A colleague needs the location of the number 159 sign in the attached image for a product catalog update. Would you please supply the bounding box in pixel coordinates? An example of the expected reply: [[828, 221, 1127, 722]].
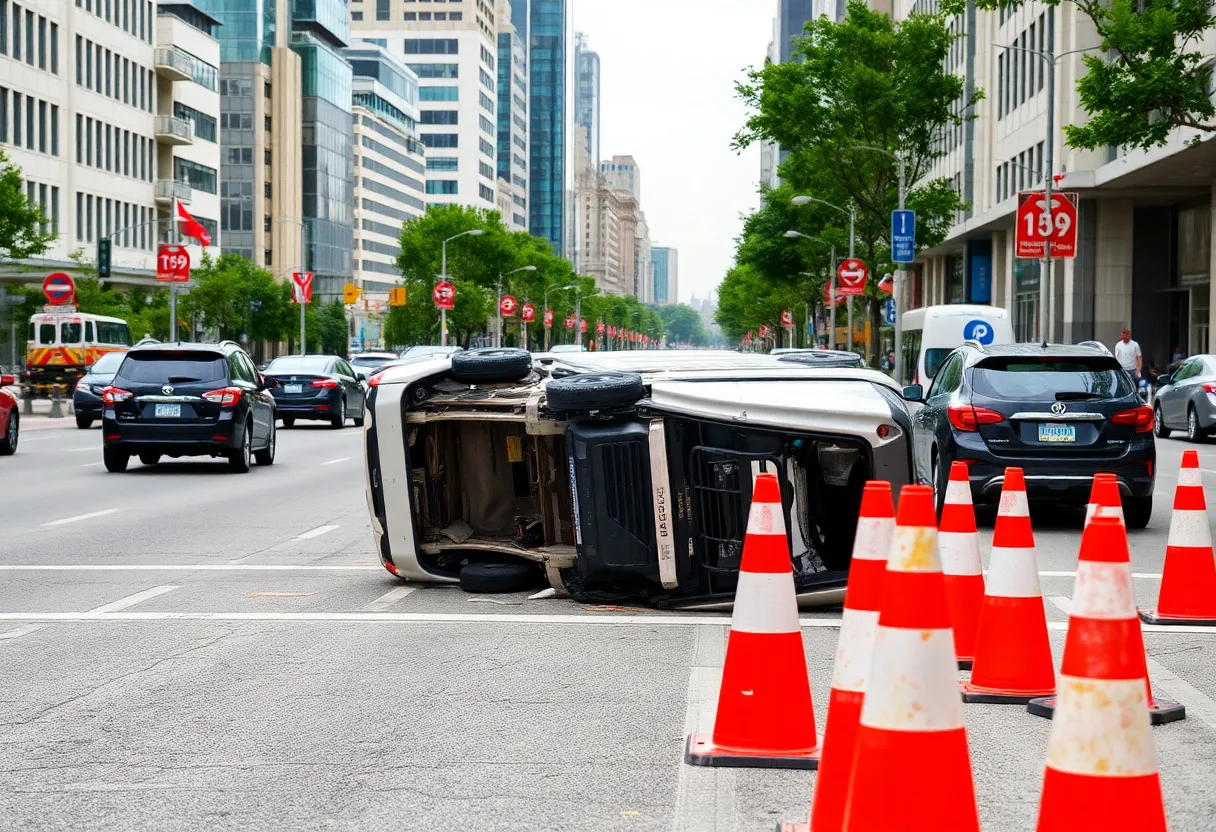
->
[[1016, 191, 1078, 259], [156, 244, 191, 282]]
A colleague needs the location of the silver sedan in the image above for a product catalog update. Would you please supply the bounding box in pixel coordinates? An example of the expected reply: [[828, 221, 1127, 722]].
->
[[1154, 355, 1216, 441]]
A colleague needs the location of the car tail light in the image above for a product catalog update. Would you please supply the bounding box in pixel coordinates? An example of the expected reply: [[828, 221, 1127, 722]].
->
[[1203, 382, 1216, 395], [368, 372, 384, 388], [202, 386, 243, 407], [946, 404, 1005, 432], [101, 386, 132, 404], [1110, 404, 1154, 433], [311, 378, 339, 389]]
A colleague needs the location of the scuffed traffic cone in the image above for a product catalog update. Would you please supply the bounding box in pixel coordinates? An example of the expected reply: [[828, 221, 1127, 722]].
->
[[841, 485, 980, 832], [684, 472, 820, 769], [1140, 449, 1216, 625], [1035, 514, 1169, 832], [939, 461, 984, 670], [1084, 472, 1124, 526], [962, 467, 1056, 703], [1029, 504, 1185, 725]]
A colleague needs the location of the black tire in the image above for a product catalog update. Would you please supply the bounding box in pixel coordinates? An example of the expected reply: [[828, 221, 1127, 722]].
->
[[139, 453, 161, 466], [931, 452, 946, 519], [76, 415, 93, 430], [254, 421, 276, 466], [103, 448, 128, 472], [229, 424, 252, 473], [458, 560, 546, 594], [450, 348, 532, 383], [331, 397, 346, 429], [281, 417, 295, 428], [352, 410, 364, 428], [1188, 405, 1206, 442], [545, 371, 645, 412], [1125, 495, 1153, 530], [1154, 404, 1170, 438], [0, 411, 17, 456]]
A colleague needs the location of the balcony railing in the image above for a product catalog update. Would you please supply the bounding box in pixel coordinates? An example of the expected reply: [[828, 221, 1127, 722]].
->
[[154, 115, 193, 145], [154, 180, 191, 204], [154, 46, 192, 81]]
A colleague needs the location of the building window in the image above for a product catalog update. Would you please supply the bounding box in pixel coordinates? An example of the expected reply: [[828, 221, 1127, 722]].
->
[[479, 91, 493, 112], [419, 11, 431, 19], [376, 0, 389, 19], [404, 11, 415, 19], [36, 99, 45, 152], [49, 103, 57, 155], [405, 38, 458, 54], [420, 132, 458, 148], [265, 182, 271, 198], [264, 249, 272, 266], [478, 183, 493, 202], [420, 109, 458, 125], [425, 180, 458, 195], [174, 158, 217, 194], [426, 157, 458, 171], [174, 101, 217, 142], [479, 137, 493, 156], [407, 62, 458, 78], [479, 161, 493, 180], [419, 86, 459, 101], [449, 11, 461, 19]]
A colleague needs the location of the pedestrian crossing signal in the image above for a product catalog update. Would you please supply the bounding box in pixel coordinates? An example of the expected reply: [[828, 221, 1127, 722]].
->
[[388, 287, 407, 306], [343, 283, 362, 304]]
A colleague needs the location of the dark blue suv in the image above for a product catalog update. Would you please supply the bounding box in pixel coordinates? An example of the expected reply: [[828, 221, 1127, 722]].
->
[[905, 343, 1156, 528]]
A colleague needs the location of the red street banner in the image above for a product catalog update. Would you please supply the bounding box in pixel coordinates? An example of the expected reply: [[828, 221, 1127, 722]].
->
[[521, 303, 535, 323], [643, 334, 649, 345], [836, 258, 869, 296], [432, 280, 455, 310], [156, 244, 191, 283], [780, 309, 794, 328], [544, 309, 554, 327], [499, 295, 518, 316], [579, 318, 587, 334], [565, 315, 575, 330], [759, 324, 769, 339], [608, 325, 616, 338], [1016, 191, 1079, 258], [596, 321, 605, 335], [291, 272, 314, 304]]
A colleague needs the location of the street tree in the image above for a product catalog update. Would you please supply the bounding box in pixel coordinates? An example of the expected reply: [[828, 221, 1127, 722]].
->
[[656, 304, 709, 346], [0, 148, 56, 264]]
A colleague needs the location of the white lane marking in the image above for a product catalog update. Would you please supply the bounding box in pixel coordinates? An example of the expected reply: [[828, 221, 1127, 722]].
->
[[1049, 596, 1073, 616], [671, 625, 735, 832], [65, 446, 99, 453], [41, 509, 120, 527], [0, 564, 381, 571], [0, 624, 43, 641], [320, 457, 350, 466], [1144, 657, 1216, 735], [80, 462, 103, 468], [294, 524, 339, 540], [1040, 571, 1162, 580], [361, 586, 415, 612], [85, 586, 180, 614]]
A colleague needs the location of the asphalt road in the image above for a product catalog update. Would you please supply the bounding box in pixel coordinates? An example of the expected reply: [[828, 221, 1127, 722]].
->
[[3, 419, 1216, 830]]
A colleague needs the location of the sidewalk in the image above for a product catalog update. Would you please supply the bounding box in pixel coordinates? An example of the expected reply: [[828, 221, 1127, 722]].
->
[[4, 388, 82, 432]]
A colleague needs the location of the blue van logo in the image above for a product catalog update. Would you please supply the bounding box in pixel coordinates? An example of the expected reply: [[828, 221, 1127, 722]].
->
[[963, 319, 995, 345]]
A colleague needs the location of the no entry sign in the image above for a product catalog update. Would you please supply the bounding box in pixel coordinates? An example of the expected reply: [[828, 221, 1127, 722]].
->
[[433, 280, 456, 310], [42, 273, 76, 305], [499, 295, 517, 316], [836, 259, 869, 296]]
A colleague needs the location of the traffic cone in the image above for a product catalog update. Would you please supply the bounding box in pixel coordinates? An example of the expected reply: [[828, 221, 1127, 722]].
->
[[1140, 449, 1216, 625], [1035, 514, 1168, 832], [684, 471, 820, 769], [1084, 472, 1124, 527], [962, 467, 1056, 703], [939, 461, 984, 670], [841, 485, 979, 832]]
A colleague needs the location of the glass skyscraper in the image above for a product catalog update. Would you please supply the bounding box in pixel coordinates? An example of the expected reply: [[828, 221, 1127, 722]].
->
[[573, 33, 599, 172], [516, 0, 565, 255]]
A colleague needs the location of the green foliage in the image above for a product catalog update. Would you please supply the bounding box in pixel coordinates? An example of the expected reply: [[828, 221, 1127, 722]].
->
[[180, 252, 294, 345], [0, 148, 56, 262], [656, 303, 710, 346], [314, 299, 350, 358]]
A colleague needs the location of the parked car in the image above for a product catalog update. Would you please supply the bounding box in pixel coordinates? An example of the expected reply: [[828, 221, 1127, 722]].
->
[[349, 351, 400, 382], [547, 344, 585, 354], [906, 342, 1155, 527], [1153, 354, 1216, 442], [776, 349, 865, 369], [0, 372, 18, 456], [262, 355, 366, 428], [72, 350, 127, 429], [363, 348, 914, 607], [100, 341, 277, 473], [399, 345, 465, 361]]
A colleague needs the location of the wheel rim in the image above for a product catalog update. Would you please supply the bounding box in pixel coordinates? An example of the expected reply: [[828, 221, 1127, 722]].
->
[[6, 415, 15, 450], [268, 424, 275, 458], [1155, 406, 1162, 430], [1191, 410, 1197, 437], [243, 427, 251, 465], [340, 399, 346, 422], [931, 460, 939, 505]]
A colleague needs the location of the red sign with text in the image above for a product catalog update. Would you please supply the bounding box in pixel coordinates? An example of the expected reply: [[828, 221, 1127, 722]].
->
[[836, 259, 869, 296], [1016, 191, 1078, 258], [290, 272, 314, 304], [565, 315, 575, 330], [433, 281, 456, 310], [156, 245, 191, 283]]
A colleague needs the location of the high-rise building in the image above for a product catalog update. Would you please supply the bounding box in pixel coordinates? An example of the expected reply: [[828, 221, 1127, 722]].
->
[[496, 0, 527, 231], [352, 0, 501, 215], [651, 247, 678, 304], [573, 31, 598, 173], [600, 155, 639, 201], [518, 0, 565, 254], [760, 0, 816, 188]]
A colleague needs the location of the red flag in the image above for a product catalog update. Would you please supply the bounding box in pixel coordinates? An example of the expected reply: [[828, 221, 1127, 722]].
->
[[174, 200, 212, 247]]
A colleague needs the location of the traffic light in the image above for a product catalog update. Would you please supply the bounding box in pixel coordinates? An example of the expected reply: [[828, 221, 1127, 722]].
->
[[388, 287, 407, 306], [343, 283, 362, 304], [97, 238, 112, 279]]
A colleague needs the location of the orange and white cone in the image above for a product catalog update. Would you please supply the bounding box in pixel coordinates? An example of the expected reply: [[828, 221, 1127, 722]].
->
[[841, 485, 980, 832], [1035, 515, 1168, 832], [1140, 449, 1216, 625], [1084, 472, 1124, 527], [684, 471, 820, 769], [939, 461, 984, 669], [963, 467, 1056, 703]]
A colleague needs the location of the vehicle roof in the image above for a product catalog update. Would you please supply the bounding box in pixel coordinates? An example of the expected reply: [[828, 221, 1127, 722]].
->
[[30, 312, 128, 324], [127, 341, 241, 355], [901, 304, 1011, 328], [267, 354, 340, 361], [352, 351, 397, 358], [959, 342, 1115, 365]]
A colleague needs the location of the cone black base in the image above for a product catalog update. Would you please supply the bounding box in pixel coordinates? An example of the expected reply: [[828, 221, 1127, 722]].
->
[[957, 658, 973, 671], [960, 681, 1050, 705], [683, 733, 820, 770], [1138, 608, 1216, 626], [1028, 695, 1187, 725]]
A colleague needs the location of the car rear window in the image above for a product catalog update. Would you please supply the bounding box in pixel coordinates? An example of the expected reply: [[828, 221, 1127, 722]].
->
[[118, 352, 228, 384], [265, 357, 333, 374], [350, 355, 394, 367], [971, 358, 1134, 402], [89, 351, 125, 374]]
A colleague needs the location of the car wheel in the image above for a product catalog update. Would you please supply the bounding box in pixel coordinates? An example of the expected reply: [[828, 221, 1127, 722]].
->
[[254, 421, 276, 466], [458, 560, 546, 594], [282, 417, 295, 428], [450, 348, 532, 383], [352, 407, 365, 428], [139, 453, 161, 466], [1188, 406, 1206, 442], [0, 411, 17, 456], [931, 454, 944, 517], [545, 372, 646, 412], [103, 448, 128, 472], [331, 397, 346, 429], [1125, 496, 1153, 530], [229, 424, 252, 473], [76, 415, 93, 430], [1154, 404, 1170, 438]]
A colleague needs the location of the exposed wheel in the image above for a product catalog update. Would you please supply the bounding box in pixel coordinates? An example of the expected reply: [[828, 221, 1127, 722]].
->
[[352, 409, 365, 428], [458, 560, 546, 594], [254, 421, 276, 466], [331, 398, 346, 429], [103, 448, 128, 472], [281, 417, 295, 428], [1154, 404, 1170, 438], [1188, 406, 1206, 442], [139, 453, 161, 466], [0, 411, 17, 456], [931, 453, 945, 518], [545, 372, 645, 412], [76, 415, 93, 430], [229, 424, 252, 473], [1125, 496, 1153, 530], [450, 348, 532, 383]]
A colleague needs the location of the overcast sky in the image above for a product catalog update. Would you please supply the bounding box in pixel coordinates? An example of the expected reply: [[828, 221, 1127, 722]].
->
[[571, 0, 772, 304]]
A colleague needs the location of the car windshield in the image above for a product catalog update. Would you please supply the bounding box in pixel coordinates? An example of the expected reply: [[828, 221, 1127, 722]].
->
[[350, 355, 395, 367], [265, 357, 333, 374], [402, 346, 453, 357], [88, 351, 125, 374], [118, 352, 227, 384], [924, 348, 952, 379], [971, 358, 1134, 402]]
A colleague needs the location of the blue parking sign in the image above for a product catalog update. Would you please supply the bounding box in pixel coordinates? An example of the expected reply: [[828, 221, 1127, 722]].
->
[[883, 298, 896, 325], [891, 210, 916, 264], [963, 319, 995, 345]]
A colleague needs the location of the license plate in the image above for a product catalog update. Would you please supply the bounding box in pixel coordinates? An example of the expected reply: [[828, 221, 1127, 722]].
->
[[155, 403, 181, 419], [284, 384, 303, 394], [1038, 423, 1076, 442]]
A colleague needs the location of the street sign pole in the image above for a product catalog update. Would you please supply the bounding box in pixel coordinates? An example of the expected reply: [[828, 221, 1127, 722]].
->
[[1040, 48, 1055, 344], [895, 159, 906, 384], [300, 303, 306, 355], [829, 246, 836, 351], [169, 283, 177, 342]]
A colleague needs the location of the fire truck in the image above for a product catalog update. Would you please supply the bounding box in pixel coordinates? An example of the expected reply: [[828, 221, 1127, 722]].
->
[[25, 311, 131, 389]]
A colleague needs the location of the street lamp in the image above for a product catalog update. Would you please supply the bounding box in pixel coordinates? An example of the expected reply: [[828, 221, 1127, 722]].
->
[[792, 194, 858, 350], [498, 265, 537, 348], [786, 230, 837, 349], [543, 283, 576, 351], [439, 229, 484, 346]]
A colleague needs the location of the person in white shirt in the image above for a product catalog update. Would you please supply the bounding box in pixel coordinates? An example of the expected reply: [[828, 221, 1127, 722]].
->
[[1113, 329, 1142, 380]]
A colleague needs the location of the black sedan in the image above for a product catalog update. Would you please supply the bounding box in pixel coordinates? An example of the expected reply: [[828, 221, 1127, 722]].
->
[[1153, 354, 1216, 441], [72, 350, 127, 429], [263, 355, 366, 428]]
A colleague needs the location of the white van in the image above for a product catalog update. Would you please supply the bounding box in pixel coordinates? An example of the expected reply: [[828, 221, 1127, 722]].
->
[[899, 304, 1014, 385]]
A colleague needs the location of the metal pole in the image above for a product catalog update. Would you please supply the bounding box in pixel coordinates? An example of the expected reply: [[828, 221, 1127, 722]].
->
[[894, 157, 906, 385], [847, 209, 855, 353], [496, 273, 503, 348], [169, 284, 177, 342], [440, 239, 448, 347], [1040, 51, 1055, 344], [543, 288, 551, 351], [829, 246, 837, 351], [575, 293, 582, 347], [299, 302, 306, 355]]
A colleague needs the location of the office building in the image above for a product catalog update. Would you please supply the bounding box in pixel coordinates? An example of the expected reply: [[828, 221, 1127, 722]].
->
[[759, 0, 816, 188], [573, 31, 598, 173], [496, 0, 527, 231], [351, 0, 500, 214], [515, 0, 564, 253], [651, 246, 678, 304]]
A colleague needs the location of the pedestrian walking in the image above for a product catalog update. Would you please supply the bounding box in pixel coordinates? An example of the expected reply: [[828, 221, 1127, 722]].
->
[[1114, 329, 1143, 382]]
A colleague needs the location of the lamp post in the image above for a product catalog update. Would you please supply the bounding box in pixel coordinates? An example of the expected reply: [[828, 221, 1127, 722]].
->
[[497, 265, 536, 348], [439, 229, 484, 346], [786, 231, 837, 350], [792, 195, 856, 350], [543, 283, 576, 351]]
